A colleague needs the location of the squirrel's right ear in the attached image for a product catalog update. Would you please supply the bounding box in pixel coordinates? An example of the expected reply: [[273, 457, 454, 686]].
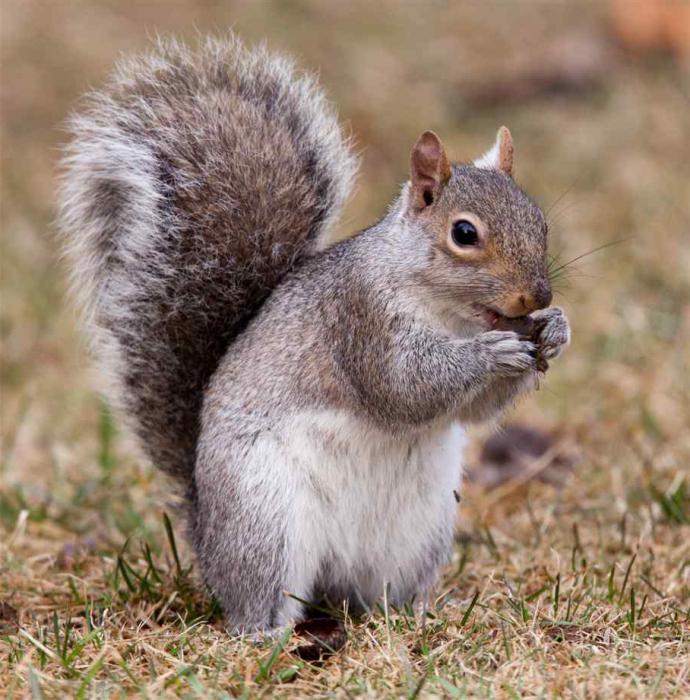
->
[[409, 131, 451, 210], [473, 126, 514, 176]]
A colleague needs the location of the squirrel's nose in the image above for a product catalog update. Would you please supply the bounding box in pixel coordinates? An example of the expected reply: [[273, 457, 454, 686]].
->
[[532, 282, 552, 310], [508, 283, 552, 315]]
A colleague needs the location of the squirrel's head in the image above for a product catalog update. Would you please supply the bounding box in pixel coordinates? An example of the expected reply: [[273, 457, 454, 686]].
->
[[404, 128, 551, 330]]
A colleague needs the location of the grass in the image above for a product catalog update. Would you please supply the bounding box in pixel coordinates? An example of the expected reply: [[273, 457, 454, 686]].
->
[[2, 462, 688, 697], [2, 0, 689, 697]]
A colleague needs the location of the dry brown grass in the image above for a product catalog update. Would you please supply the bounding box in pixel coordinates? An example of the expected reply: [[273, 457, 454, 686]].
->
[[2, 1, 689, 697]]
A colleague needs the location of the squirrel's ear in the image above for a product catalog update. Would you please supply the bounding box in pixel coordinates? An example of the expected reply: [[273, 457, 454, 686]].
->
[[473, 126, 514, 177], [410, 131, 451, 210]]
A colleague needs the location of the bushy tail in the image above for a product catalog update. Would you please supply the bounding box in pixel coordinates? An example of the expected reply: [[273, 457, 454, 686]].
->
[[57, 36, 357, 489]]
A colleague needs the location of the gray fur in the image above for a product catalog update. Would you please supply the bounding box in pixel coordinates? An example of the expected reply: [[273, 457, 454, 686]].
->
[[194, 173, 568, 632], [58, 35, 569, 634]]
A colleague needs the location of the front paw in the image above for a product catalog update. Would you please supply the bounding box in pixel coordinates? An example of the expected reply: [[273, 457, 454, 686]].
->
[[532, 307, 571, 360], [475, 330, 537, 377]]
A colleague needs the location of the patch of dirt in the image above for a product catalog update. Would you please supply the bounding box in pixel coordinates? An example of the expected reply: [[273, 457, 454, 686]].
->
[[471, 424, 578, 490]]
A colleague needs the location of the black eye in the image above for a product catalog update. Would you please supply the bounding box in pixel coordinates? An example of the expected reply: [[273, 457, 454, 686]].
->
[[451, 219, 479, 246]]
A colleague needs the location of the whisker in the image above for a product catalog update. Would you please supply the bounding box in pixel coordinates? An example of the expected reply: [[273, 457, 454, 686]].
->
[[547, 202, 577, 230], [548, 238, 631, 278], [544, 173, 585, 219]]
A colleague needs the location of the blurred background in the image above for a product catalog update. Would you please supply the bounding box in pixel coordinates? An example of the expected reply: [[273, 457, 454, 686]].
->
[[1, 4, 690, 695], [1, 0, 689, 554]]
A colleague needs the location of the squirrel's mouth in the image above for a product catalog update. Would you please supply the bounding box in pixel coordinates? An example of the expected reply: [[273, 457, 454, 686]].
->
[[475, 305, 532, 332], [475, 305, 508, 329]]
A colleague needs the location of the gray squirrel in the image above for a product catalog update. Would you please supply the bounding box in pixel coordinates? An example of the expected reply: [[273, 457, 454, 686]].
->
[[58, 35, 570, 634]]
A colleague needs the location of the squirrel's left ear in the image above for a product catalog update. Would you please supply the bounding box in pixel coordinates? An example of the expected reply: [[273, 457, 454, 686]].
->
[[410, 131, 452, 210], [473, 126, 514, 177]]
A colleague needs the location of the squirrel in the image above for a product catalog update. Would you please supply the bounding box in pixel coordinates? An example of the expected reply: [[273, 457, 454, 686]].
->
[[58, 35, 570, 634]]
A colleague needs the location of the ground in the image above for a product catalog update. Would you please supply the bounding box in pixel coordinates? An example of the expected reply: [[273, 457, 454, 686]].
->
[[1, 1, 689, 697]]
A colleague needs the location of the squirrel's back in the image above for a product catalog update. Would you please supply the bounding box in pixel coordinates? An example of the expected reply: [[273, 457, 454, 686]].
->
[[58, 36, 357, 488]]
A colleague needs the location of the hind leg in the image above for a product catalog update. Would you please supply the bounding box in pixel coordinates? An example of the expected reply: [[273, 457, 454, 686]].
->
[[191, 494, 298, 633], [192, 437, 309, 634]]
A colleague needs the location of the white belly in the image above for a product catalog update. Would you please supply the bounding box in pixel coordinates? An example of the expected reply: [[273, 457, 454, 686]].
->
[[253, 409, 465, 608]]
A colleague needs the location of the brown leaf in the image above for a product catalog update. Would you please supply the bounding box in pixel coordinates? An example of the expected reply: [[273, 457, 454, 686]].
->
[[293, 617, 347, 662], [0, 601, 19, 635]]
